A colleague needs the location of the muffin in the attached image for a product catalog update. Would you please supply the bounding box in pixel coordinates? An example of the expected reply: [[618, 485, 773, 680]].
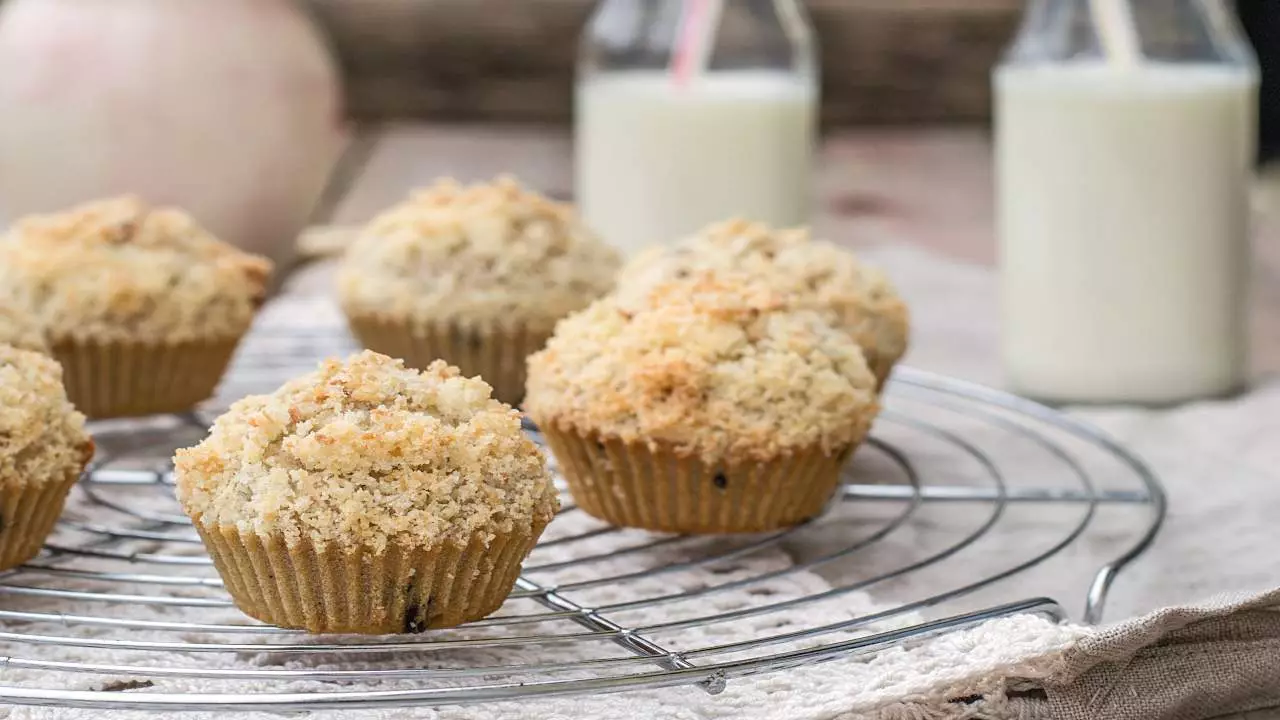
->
[[337, 177, 621, 406], [174, 350, 558, 634], [616, 219, 909, 387], [0, 345, 93, 570], [525, 273, 880, 534], [0, 300, 49, 354], [0, 196, 272, 419]]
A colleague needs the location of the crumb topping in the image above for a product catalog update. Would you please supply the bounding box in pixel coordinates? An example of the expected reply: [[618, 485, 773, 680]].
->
[[616, 219, 910, 380], [0, 196, 272, 342], [337, 177, 621, 331], [0, 301, 48, 354], [0, 345, 92, 483], [175, 351, 559, 552], [525, 273, 881, 464]]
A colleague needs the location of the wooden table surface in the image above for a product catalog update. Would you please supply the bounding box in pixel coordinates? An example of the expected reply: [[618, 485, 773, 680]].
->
[[324, 125, 1280, 378]]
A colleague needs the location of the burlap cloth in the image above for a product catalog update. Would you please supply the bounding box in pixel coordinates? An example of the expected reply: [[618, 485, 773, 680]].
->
[[13, 246, 1277, 719], [870, 243, 1280, 719]]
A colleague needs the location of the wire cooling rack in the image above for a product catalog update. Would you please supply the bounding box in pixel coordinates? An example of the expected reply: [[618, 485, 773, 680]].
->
[[0, 327, 1166, 712]]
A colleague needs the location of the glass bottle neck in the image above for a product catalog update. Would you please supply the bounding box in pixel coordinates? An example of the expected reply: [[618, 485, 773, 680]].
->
[[1006, 0, 1255, 67], [583, 0, 816, 78]]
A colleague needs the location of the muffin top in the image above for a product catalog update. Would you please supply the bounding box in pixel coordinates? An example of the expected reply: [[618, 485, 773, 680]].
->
[[0, 345, 92, 482], [175, 351, 559, 552], [0, 196, 272, 343], [616, 220, 909, 377], [525, 273, 880, 464], [0, 300, 48, 354], [337, 177, 622, 331]]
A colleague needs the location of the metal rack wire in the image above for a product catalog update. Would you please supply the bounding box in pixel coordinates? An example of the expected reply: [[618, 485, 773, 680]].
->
[[0, 327, 1165, 712]]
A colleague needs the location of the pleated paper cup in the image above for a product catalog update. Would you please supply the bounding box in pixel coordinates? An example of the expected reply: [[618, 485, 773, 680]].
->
[[195, 520, 548, 634], [0, 465, 87, 572], [345, 313, 550, 407], [540, 423, 856, 534], [51, 336, 244, 420], [864, 348, 897, 392]]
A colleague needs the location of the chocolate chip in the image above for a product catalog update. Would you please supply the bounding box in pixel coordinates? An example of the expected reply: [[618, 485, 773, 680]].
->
[[100, 680, 154, 692], [713, 472, 728, 489], [403, 603, 427, 634]]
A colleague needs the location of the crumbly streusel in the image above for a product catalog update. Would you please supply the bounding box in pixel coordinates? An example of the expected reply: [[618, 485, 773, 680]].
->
[[0, 301, 48, 353], [175, 351, 559, 552], [616, 219, 909, 380], [0, 196, 272, 343], [525, 273, 880, 464], [0, 345, 92, 482], [337, 177, 621, 331]]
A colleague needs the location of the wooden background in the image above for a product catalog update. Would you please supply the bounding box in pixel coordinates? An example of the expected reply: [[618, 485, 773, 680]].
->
[[306, 0, 1021, 125]]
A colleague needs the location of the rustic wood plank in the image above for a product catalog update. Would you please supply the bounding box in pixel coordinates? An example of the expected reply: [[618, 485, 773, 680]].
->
[[306, 0, 1020, 125]]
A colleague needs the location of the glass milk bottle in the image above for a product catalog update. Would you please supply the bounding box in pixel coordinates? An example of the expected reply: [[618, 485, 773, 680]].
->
[[996, 0, 1258, 404], [576, 0, 818, 256]]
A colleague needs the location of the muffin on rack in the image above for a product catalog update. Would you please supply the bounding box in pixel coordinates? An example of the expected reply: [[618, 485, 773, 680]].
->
[[0, 196, 273, 419], [175, 350, 558, 634], [0, 300, 49, 354], [525, 272, 880, 534], [616, 219, 909, 388], [0, 345, 93, 571], [336, 176, 621, 405]]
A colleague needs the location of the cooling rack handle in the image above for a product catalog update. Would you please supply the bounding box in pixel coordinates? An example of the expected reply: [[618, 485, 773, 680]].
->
[[1085, 567, 1117, 625], [1078, 421, 1167, 626]]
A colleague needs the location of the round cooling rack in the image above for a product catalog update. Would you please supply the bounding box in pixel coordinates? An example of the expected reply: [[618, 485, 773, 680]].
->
[[0, 328, 1166, 712]]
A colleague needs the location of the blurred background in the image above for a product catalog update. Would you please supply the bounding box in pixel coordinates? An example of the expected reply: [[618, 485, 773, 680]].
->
[[311, 0, 1015, 126], [0, 0, 1277, 384], [306, 0, 1027, 262], [316, 0, 1278, 131]]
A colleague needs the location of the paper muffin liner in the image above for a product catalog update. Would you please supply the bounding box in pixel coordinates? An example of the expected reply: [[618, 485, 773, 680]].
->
[[864, 348, 897, 391], [0, 468, 84, 571], [346, 314, 550, 407], [195, 520, 548, 634], [540, 424, 856, 534], [51, 336, 244, 420]]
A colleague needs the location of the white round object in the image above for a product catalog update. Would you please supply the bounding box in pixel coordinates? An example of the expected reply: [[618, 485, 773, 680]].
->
[[0, 0, 348, 270]]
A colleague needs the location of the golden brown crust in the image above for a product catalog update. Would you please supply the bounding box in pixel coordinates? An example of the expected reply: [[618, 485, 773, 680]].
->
[[174, 351, 559, 553], [0, 300, 48, 354], [344, 312, 551, 407], [616, 219, 910, 383], [0, 196, 272, 343], [525, 273, 880, 465], [336, 176, 621, 332], [0, 345, 92, 484]]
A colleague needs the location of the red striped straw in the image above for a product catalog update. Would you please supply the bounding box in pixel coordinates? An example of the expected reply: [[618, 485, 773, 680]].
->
[[671, 0, 714, 89]]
